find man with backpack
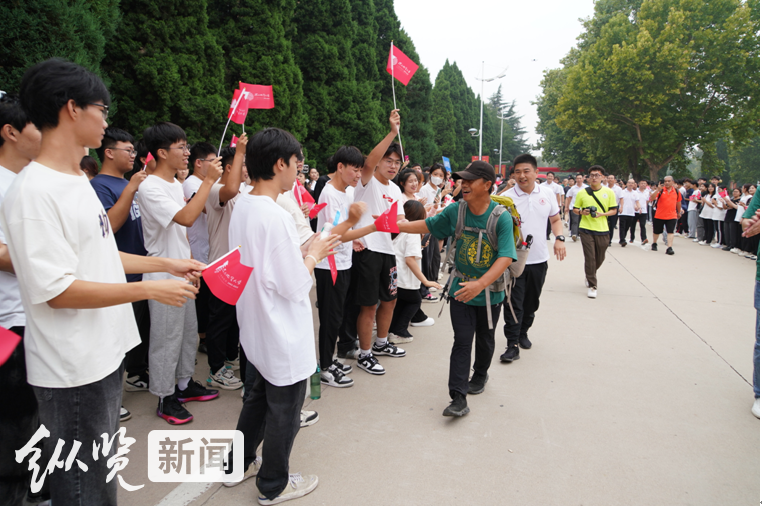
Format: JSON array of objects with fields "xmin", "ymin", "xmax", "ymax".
[{"xmin": 398, "ymin": 161, "xmax": 516, "ymax": 417}]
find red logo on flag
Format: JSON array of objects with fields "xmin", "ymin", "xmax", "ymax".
[
  {"xmin": 386, "ymin": 44, "xmax": 419, "ymax": 86},
  {"xmin": 374, "ymin": 201, "xmax": 400, "ymax": 233},
  {"xmin": 202, "ymin": 247, "xmax": 253, "ymax": 305},
  {"xmin": 228, "ymin": 89, "xmax": 250, "ymax": 125},
  {"xmin": 239, "ymin": 83, "xmax": 275, "ymax": 109}
]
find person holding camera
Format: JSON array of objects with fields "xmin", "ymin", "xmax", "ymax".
[{"xmin": 573, "ymin": 165, "xmax": 619, "ymax": 299}]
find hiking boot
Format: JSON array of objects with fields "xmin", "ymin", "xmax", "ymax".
[
  {"xmin": 209, "ymin": 366, "xmax": 243, "ymax": 390},
  {"xmin": 157, "ymin": 395, "xmax": 193, "ymax": 425},
  {"xmin": 176, "ymin": 379, "xmax": 219, "ymax": 402},
  {"xmin": 468, "ymin": 373, "xmax": 489, "ymax": 395},
  {"xmin": 500, "ymin": 346, "xmax": 520, "ymax": 363},
  {"xmin": 518, "ymin": 335, "xmax": 532, "ymax": 349},
  {"xmin": 125, "ymin": 372, "xmax": 149, "ymax": 392},
  {"xmin": 442, "ymin": 393, "xmax": 470, "ymax": 417},
  {"xmin": 257, "ymin": 473, "xmax": 318, "ymax": 505}
]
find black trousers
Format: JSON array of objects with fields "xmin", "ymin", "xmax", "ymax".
[
  {"xmin": 728, "ymin": 221, "xmax": 742, "ymax": 250},
  {"xmin": 449, "ymin": 300, "xmax": 501, "ymax": 398},
  {"xmin": 703, "ymin": 217, "xmax": 715, "ymax": 243},
  {"xmin": 390, "ymin": 287, "xmax": 423, "ymax": 336},
  {"xmin": 125, "ymin": 299, "xmax": 150, "ymax": 377},
  {"xmin": 714, "ymin": 219, "xmax": 724, "ymax": 245},
  {"xmin": 502, "ymin": 262, "xmax": 548, "ymax": 346},
  {"xmin": 316, "ymin": 268, "xmax": 351, "ymax": 370},
  {"xmin": 618, "ymin": 215, "xmax": 636, "ymax": 244},
  {"xmin": 195, "ymin": 277, "xmax": 211, "ymax": 336},
  {"xmin": 634, "ymin": 213, "xmax": 647, "ymax": 241},
  {"xmin": 607, "ymin": 212, "xmax": 619, "ymax": 242},
  {"xmin": 233, "ymin": 374, "xmax": 306, "ymax": 500},
  {"xmin": 338, "ymin": 279, "xmax": 360, "ymax": 355},
  {"xmin": 206, "ymin": 293, "xmax": 239, "ymax": 374}
]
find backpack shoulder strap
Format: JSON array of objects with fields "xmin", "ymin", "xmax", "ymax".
[
  {"xmin": 485, "ymin": 205, "xmax": 507, "ymax": 249},
  {"xmin": 454, "ymin": 200, "xmax": 468, "ymax": 241}
]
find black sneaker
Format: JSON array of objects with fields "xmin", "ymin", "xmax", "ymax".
[
  {"xmin": 442, "ymin": 393, "xmax": 470, "ymax": 417},
  {"xmin": 320, "ymin": 365, "xmax": 354, "ymax": 388},
  {"xmin": 518, "ymin": 335, "xmax": 532, "ymax": 350},
  {"xmin": 331, "ymin": 359, "xmax": 352, "ymax": 374},
  {"xmin": 372, "ymin": 341, "xmax": 406, "ymax": 358},
  {"xmin": 176, "ymin": 379, "xmax": 219, "ymax": 403},
  {"xmin": 198, "ymin": 341, "xmax": 207, "ymax": 354},
  {"xmin": 157, "ymin": 395, "xmax": 193, "ymax": 425},
  {"xmin": 357, "ymin": 354, "xmax": 385, "ymax": 375},
  {"xmin": 620, "ymin": 241, "xmax": 627, "ymax": 247},
  {"xmin": 500, "ymin": 346, "xmax": 520, "ymax": 363},
  {"xmin": 468, "ymin": 373, "xmax": 489, "ymax": 395},
  {"xmin": 120, "ymin": 406, "xmax": 132, "ymax": 422},
  {"xmin": 666, "ymin": 247, "xmax": 674, "ymax": 255},
  {"xmin": 125, "ymin": 372, "xmax": 149, "ymax": 392},
  {"xmin": 651, "ymin": 243, "xmax": 658, "ymax": 251}
]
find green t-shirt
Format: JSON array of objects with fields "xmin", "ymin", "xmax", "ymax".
[
  {"xmin": 742, "ymin": 191, "xmax": 760, "ymax": 281},
  {"xmin": 425, "ymin": 200, "xmax": 517, "ymax": 306},
  {"xmin": 573, "ymin": 186, "xmax": 619, "ymax": 234}
]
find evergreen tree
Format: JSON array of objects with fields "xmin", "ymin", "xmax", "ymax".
[
  {"xmin": 431, "ymin": 77, "xmax": 456, "ymax": 158},
  {"xmin": 103, "ymin": 0, "xmax": 227, "ymax": 142},
  {"xmin": 0, "ymin": 0, "xmax": 119, "ymax": 90},
  {"xmin": 209, "ymin": 0, "xmax": 307, "ymax": 143},
  {"xmin": 436, "ymin": 61, "xmax": 480, "ymax": 169}
]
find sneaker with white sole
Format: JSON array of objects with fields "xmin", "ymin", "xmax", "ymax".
[
  {"xmin": 372, "ymin": 341, "xmax": 406, "ymax": 357},
  {"xmin": 208, "ymin": 366, "xmax": 243, "ymax": 390},
  {"xmin": 225, "ymin": 357, "xmax": 240, "ymax": 369},
  {"xmin": 224, "ymin": 456, "xmax": 262, "ymax": 487},
  {"xmin": 331, "ymin": 358, "xmax": 352, "ymax": 374},
  {"xmin": 752, "ymin": 398, "xmax": 760, "ymax": 419},
  {"xmin": 710, "ymin": 243, "xmax": 721, "ymax": 248},
  {"xmin": 730, "ymin": 248, "xmax": 740, "ymax": 254},
  {"xmin": 320, "ymin": 365, "xmax": 354, "ymax": 388},
  {"xmin": 125, "ymin": 372, "xmax": 149, "ymax": 391},
  {"xmin": 411, "ymin": 317, "xmax": 435, "ymax": 327},
  {"xmin": 587, "ymin": 287, "xmax": 597, "ymax": 299},
  {"xmin": 584, "ymin": 278, "xmax": 590, "ymax": 288},
  {"xmin": 258, "ymin": 473, "xmax": 318, "ymax": 505},
  {"xmin": 698, "ymin": 241, "xmax": 706, "ymax": 245},
  {"xmin": 389, "ymin": 332, "xmax": 413, "ymax": 344},
  {"xmin": 357, "ymin": 354, "xmax": 385, "ymax": 375},
  {"xmin": 422, "ymin": 294, "xmax": 438, "ymax": 303},
  {"xmin": 571, "ymin": 234, "xmax": 577, "ymax": 242},
  {"xmin": 300, "ymin": 410, "xmax": 319, "ymax": 427},
  {"xmin": 120, "ymin": 406, "xmax": 132, "ymax": 422}
]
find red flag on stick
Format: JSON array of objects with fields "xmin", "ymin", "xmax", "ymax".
[
  {"xmin": 0, "ymin": 326, "xmax": 22, "ymax": 367},
  {"xmin": 230, "ymin": 135, "xmax": 238, "ymax": 147},
  {"xmin": 386, "ymin": 44, "xmax": 419, "ymax": 86},
  {"xmin": 309, "ymin": 202, "xmax": 327, "ymax": 219},
  {"xmin": 228, "ymin": 89, "xmax": 250, "ymax": 125},
  {"xmin": 238, "ymin": 83, "xmax": 275, "ymax": 109},
  {"xmin": 202, "ymin": 247, "xmax": 253, "ymax": 305},
  {"xmin": 374, "ymin": 201, "xmax": 400, "ymax": 233},
  {"xmin": 294, "ymin": 179, "xmax": 315, "ymax": 206}
]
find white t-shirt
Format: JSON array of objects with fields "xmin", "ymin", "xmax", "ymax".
[
  {"xmin": 229, "ymin": 194, "xmax": 315, "ymax": 387},
  {"xmin": 0, "ymin": 165, "xmax": 25, "ymax": 329},
  {"xmin": 316, "ymin": 184, "xmax": 352, "ymax": 271},
  {"xmin": 276, "ymin": 191, "xmax": 313, "ymax": 245},
  {"xmin": 687, "ymin": 189, "xmax": 701, "ymax": 212},
  {"xmin": 182, "ymin": 175, "xmax": 209, "ymax": 264},
  {"xmin": 418, "ymin": 183, "xmax": 441, "ymax": 210},
  {"xmin": 206, "ymin": 183, "xmax": 243, "ymax": 263},
  {"xmin": 607, "ymin": 184, "xmax": 623, "ymax": 203},
  {"xmin": 393, "ymin": 232, "xmax": 422, "ymax": 290},
  {"xmin": 0, "ymin": 162, "xmax": 139, "ymax": 388},
  {"xmin": 635, "ymin": 189, "xmax": 649, "ymax": 213},
  {"xmin": 503, "ymin": 183, "xmax": 559, "ymax": 265},
  {"xmin": 540, "ymin": 181, "xmax": 564, "ymax": 204},
  {"xmin": 619, "ymin": 189, "xmax": 639, "ymax": 216},
  {"xmin": 711, "ymin": 192, "xmax": 727, "ymax": 221},
  {"xmin": 699, "ymin": 194, "xmax": 715, "ymax": 219},
  {"xmin": 565, "ymin": 184, "xmax": 587, "ymax": 210},
  {"xmin": 137, "ymin": 175, "xmax": 191, "ymax": 281},
  {"xmin": 353, "ymin": 175, "xmax": 403, "ymax": 255},
  {"xmin": 736, "ymin": 194, "xmax": 752, "ymax": 222}
]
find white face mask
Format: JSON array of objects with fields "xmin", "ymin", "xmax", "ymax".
[{"xmin": 431, "ymin": 176, "xmax": 443, "ymax": 186}]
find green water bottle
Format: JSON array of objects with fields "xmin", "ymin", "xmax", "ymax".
[{"xmin": 310, "ymin": 365, "xmax": 321, "ymax": 400}]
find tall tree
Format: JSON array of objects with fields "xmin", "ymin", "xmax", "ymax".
[
  {"xmin": 209, "ymin": 0, "xmax": 307, "ymax": 143},
  {"xmin": 431, "ymin": 77, "xmax": 456, "ymax": 158},
  {"xmin": 103, "ymin": 0, "xmax": 227, "ymax": 142}
]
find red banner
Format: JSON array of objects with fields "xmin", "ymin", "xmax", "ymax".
[
  {"xmin": 228, "ymin": 88, "xmax": 250, "ymax": 125},
  {"xmin": 374, "ymin": 201, "xmax": 399, "ymax": 233},
  {"xmin": 471, "ymin": 156, "xmax": 489, "ymax": 162},
  {"xmin": 202, "ymin": 248, "xmax": 253, "ymax": 305},
  {"xmin": 239, "ymin": 83, "xmax": 275, "ymax": 110},
  {"xmin": 0, "ymin": 326, "xmax": 21, "ymax": 367},
  {"xmin": 386, "ymin": 44, "xmax": 419, "ymax": 86}
]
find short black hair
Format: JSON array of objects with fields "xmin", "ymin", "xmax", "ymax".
[
  {"xmin": 330, "ymin": 145, "xmax": 364, "ymax": 170},
  {"xmin": 639, "ymin": 178, "xmax": 648, "ymax": 183},
  {"xmin": 711, "ymin": 175, "xmax": 720, "ymax": 180},
  {"xmin": 0, "ymin": 93, "xmax": 30, "ymax": 148},
  {"xmin": 219, "ymin": 146, "xmax": 237, "ymax": 171},
  {"xmin": 588, "ymin": 165, "xmax": 605, "ymax": 175},
  {"xmin": 143, "ymin": 122, "xmax": 187, "ymax": 160},
  {"xmin": 403, "ymin": 199, "xmax": 426, "ymax": 222},
  {"xmin": 189, "ymin": 141, "xmax": 217, "ymax": 173},
  {"xmin": 513, "ymin": 153, "xmax": 537, "ymax": 169},
  {"xmin": 96, "ymin": 127, "xmax": 134, "ymax": 161},
  {"xmin": 19, "ymin": 58, "xmax": 110, "ymax": 131},
  {"xmin": 383, "ymin": 142, "xmax": 402, "ymax": 160},
  {"xmin": 429, "ymin": 163, "xmax": 445, "ymax": 176},
  {"xmin": 246, "ymin": 127, "xmax": 303, "ymax": 182}
]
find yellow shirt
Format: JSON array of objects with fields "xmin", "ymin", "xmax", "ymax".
[{"xmin": 573, "ymin": 186, "xmax": 618, "ymax": 233}]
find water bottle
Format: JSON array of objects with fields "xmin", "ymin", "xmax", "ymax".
[{"xmin": 309, "ymin": 365, "xmax": 321, "ymax": 399}]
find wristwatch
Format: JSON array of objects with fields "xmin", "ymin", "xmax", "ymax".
[{"xmin": 555, "ymin": 235, "xmax": 566, "ymax": 242}]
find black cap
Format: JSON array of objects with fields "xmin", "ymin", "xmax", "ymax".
[{"xmin": 455, "ymin": 161, "xmax": 496, "ymax": 183}]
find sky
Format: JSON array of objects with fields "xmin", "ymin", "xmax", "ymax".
[{"xmin": 395, "ymin": 0, "xmax": 597, "ymax": 154}]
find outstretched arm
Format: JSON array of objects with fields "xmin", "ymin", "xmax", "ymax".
[{"xmin": 361, "ymin": 110, "xmax": 400, "ymax": 186}]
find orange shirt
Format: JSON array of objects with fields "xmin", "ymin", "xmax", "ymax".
[{"xmin": 654, "ymin": 187, "xmax": 681, "ymax": 220}]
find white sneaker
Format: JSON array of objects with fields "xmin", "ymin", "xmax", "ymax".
[
  {"xmin": 584, "ymin": 278, "xmax": 590, "ymax": 288},
  {"xmin": 223, "ymin": 457, "xmax": 261, "ymax": 487},
  {"xmin": 698, "ymin": 241, "xmax": 706, "ymax": 245},
  {"xmin": 258, "ymin": 473, "xmax": 318, "ymax": 505},
  {"xmin": 300, "ymin": 410, "xmax": 319, "ymax": 427},
  {"xmin": 730, "ymin": 248, "xmax": 739, "ymax": 254},
  {"xmin": 208, "ymin": 366, "xmax": 243, "ymax": 390},
  {"xmin": 120, "ymin": 406, "xmax": 132, "ymax": 422},
  {"xmin": 693, "ymin": 238, "xmax": 699, "ymax": 242},
  {"xmin": 752, "ymin": 398, "xmax": 760, "ymax": 419},
  {"xmin": 587, "ymin": 287, "xmax": 597, "ymax": 299},
  {"xmin": 738, "ymin": 251, "xmax": 748, "ymax": 257},
  {"xmin": 388, "ymin": 332, "xmax": 414, "ymax": 344},
  {"xmin": 411, "ymin": 317, "xmax": 435, "ymax": 327},
  {"xmin": 320, "ymin": 365, "xmax": 354, "ymax": 388},
  {"xmin": 225, "ymin": 357, "xmax": 240, "ymax": 369},
  {"xmin": 711, "ymin": 243, "xmax": 721, "ymax": 248}
]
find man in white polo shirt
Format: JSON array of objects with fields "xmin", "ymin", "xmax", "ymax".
[
  {"xmin": 540, "ymin": 171, "xmax": 564, "ymax": 239},
  {"xmin": 564, "ymin": 174, "xmax": 587, "ymax": 241},
  {"xmin": 499, "ymin": 154, "xmax": 566, "ymax": 363}
]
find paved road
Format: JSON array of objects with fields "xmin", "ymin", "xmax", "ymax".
[{"xmin": 118, "ymin": 227, "xmax": 760, "ymax": 506}]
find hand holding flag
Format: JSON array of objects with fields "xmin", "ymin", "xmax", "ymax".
[
  {"xmin": 142, "ymin": 152, "xmax": 154, "ymax": 172},
  {"xmin": 230, "ymin": 135, "xmax": 238, "ymax": 147},
  {"xmin": 374, "ymin": 201, "xmax": 400, "ymax": 233},
  {"xmin": 202, "ymin": 247, "xmax": 253, "ymax": 305}
]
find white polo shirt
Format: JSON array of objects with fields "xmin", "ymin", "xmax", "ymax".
[
  {"xmin": 635, "ymin": 189, "xmax": 649, "ymax": 213},
  {"xmin": 619, "ymin": 189, "xmax": 639, "ymax": 216},
  {"xmin": 503, "ymin": 183, "xmax": 559, "ymax": 265}
]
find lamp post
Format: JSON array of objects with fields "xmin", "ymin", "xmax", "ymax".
[
  {"xmin": 497, "ymin": 108, "xmax": 507, "ymax": 175},
  {"xmin": 475, "ymin": 62, "xmax": 508, "ymax": 159}
]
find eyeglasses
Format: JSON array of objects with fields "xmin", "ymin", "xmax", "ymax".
[
  {"xmin": 383, "ymin": 158, "xmax": 402, "ymax": 168},
  {"xmin": 110, "ymin": 147, "xmax": 137, "ymax": 156},
  {"xmin": 164, "ymin": 145, "xmax": 191, "ymax": 153},
  {"xmin": 87, "ymin": 102, "xmax": 109, "ymax": 120}
]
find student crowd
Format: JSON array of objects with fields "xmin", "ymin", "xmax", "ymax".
[{"xmin": 0, "ymin": 59, "xmax": 759, "ymax": 507}]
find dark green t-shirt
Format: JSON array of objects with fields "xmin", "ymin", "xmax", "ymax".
[
  {"xmin": 425, "ymin": 201, "xmax": 517, "ymax": 306},
  {"xmin": 742, "ymin": 191, "xmax": 760, "ymax": 281}
]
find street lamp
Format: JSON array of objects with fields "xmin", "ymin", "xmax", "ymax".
[
  {"xmin": 475, "ymin": 61, "xmax": 508, "ymax": 159},
  {"xmin": 497, "ymin": 108, "xmax": 508, "ymax": 175}
]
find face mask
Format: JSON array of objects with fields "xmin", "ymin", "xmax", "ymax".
[{"xmin": 431, "ymin": 176, "xmax": 443, "ymax": 186}]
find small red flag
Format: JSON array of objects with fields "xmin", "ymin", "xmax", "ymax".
[
  {"xmin": 228, "ymin": 89, "xmax": 250, "ymax": 125},
  {"xmin": 386, "ymin": 44, "xmax": 419, "ymax": 86},
  {"xmin": 328, "ymin": 255, "xmax": 338, "ymax": 284},
  {"xmin": 146, "ymin": 152, "xmax": 154, "ymax": 163},
  {"xmin": 230, "ymin": 135, "xmax": 238, "ymax": 147},
  {"xmin": 309, "ymin": 202, "xmax": 327, "ymax": 219},
  {"xmin": 202, "ymin": 247, "xmax": 253, "ymax": 305},
  {"xmin": 294, "ymin": 179, "xmax": 315, "ymax": 207},
  {"xmin": 374, "ymin": 201, "xmax": 400, "ymax": 233},
  {"xmin": 239, "ymin": 83, "xmax": 275, "ymax": 109},
  {"xmin": 0, "ymin": 326, "xmax": 22, "ymax": 367}
]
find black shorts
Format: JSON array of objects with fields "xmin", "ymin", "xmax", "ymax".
[
  {"xmin": 653, "ymin": 218, "xmax": 677, "ymax": 235},
  {"xmin": 351, "ymin": 249, "xmax": 397, "ymax": 306}
]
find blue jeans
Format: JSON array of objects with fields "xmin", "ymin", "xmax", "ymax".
[{"xmin": 754, "ymin": 280, "xmax": 759, "ymax": 399}]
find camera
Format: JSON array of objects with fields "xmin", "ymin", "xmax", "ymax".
[{"xmin": 586, "ymin": 206, "xmax": 597, "ymax": 218}]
